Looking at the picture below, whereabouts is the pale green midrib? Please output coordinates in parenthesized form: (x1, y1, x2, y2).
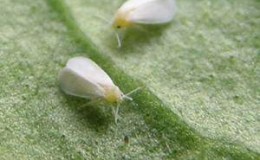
(45, 0, 260, 159)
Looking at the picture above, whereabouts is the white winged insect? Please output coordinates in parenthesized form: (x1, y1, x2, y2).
(59, 57, 137, 123)
(112, 0, 177, 47)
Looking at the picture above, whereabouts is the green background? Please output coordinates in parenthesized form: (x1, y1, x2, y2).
(0, 0, 259, 159)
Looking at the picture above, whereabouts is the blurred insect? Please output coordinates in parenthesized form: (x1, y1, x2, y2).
(112, 0, 177, 47)
(124, 135, 130, 144)
(59, 57, 140, 123)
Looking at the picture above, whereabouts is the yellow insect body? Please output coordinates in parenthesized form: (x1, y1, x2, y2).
(113, 9, 135, 29)
(103, 85, 123, 104)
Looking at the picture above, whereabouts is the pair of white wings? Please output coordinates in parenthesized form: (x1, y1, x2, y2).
(59, 57, 114, 99)
(119, 0, 176, 24)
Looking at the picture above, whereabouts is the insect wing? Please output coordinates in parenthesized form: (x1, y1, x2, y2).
(66, 57, 114, 86)
(119, 0, 154, 11)
(59, 57, 115, 99)
(59, 67, 105, 99)
(127, 0, 176, 24)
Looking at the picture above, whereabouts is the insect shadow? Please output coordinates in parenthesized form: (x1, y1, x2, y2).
(62, 93, 112, 132)
(108, 23, 172, 52)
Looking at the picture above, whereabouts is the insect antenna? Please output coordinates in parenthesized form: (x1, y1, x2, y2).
(123, 87, 142, 101)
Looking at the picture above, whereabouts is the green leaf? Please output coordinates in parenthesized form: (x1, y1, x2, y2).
(0, 0, 259, 159)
